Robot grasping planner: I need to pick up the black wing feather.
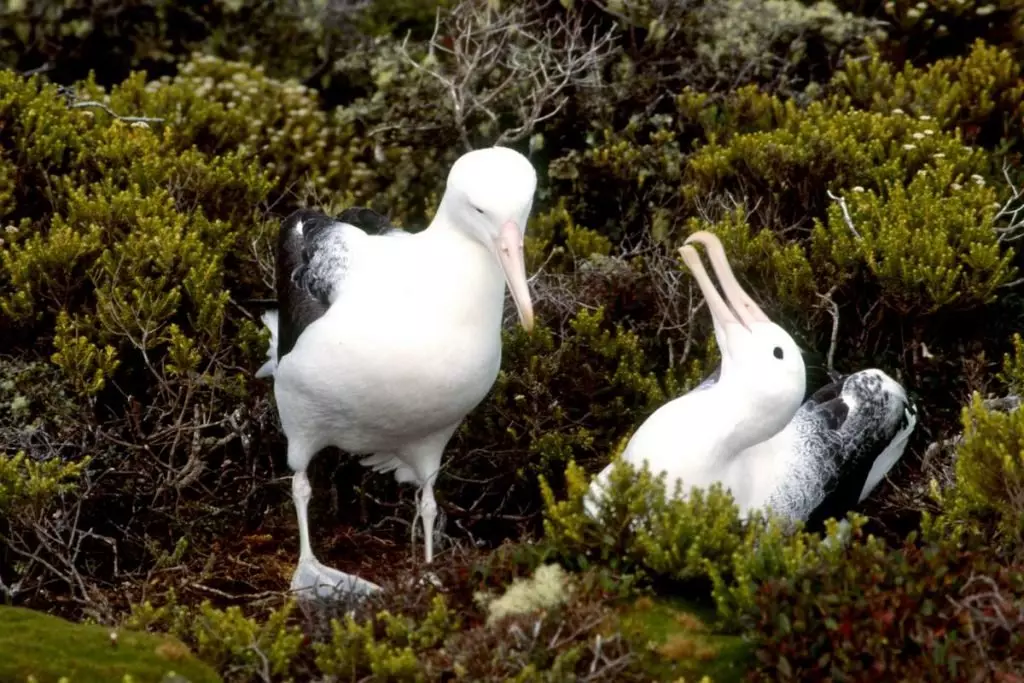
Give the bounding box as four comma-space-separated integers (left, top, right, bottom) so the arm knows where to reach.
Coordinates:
275, 207, 401, 361
803, 373, 906, 530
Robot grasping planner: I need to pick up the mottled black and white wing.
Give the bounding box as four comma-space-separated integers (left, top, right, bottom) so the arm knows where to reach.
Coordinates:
290, 211, 354, 308
801, 369, 917, 529
757, 369, 917, 528
256, 207, 405, 377
335, 207, 402, 236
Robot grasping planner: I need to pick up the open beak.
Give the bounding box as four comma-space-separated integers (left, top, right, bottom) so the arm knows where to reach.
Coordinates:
679, 244, 745, 342
681, 231, 769, 330
495, 220, 535, 332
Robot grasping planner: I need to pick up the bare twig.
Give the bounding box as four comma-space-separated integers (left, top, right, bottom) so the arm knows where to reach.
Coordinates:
68, 101, 164, 124
993, 162, 1024, 244
397, 0, 614, 150
827, 190, 861, 241
816, 285, 840, 380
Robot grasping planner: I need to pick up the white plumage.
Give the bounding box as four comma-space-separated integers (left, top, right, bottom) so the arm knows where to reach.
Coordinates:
587, 231, 917, 528
258, 147, 538, 600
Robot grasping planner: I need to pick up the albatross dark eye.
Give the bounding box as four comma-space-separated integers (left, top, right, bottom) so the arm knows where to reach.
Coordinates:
472, 205, 485, 214
773, 347, 784, 360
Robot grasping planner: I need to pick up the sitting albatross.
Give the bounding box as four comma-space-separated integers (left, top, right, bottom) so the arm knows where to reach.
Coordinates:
587, 231, 916, 527
256, 146, 538, 599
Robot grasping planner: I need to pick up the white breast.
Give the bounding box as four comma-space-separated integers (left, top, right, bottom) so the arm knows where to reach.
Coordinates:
273, 229, 507, 454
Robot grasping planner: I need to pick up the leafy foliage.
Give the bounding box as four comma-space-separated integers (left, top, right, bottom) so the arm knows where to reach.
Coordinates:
747, 525, 1024, 681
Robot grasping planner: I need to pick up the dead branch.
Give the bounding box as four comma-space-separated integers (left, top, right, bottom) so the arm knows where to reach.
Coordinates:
68, 101, 164, 125
827, 190, 862, 241
398, 0, 614, 150
993, 162, 1024, 244
816, 285, 840, 380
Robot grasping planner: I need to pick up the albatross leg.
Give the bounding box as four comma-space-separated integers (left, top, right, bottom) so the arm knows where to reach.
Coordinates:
400, 425, 456, 567
420, 475, 438, 564
294, 471, 314, 562
290, 469, 381, 601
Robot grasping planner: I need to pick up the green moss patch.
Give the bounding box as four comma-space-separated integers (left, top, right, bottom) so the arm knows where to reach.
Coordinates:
619, 596, 754, 682
0, 606, 221, 683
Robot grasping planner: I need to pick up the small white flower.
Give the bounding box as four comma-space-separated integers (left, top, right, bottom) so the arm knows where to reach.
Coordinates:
933, 153, 946, 159
892, 108, 905, 115
903, 143, 917, 150
853, 186, 865, 193
912, 132, 925, 140
924, 129, 935, 135
919, 114, 932, 121
952, 183, 962, 190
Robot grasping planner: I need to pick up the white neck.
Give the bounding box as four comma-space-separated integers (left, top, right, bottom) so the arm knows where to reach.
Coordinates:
410, 201, 507, 330
705, 375, 787, 465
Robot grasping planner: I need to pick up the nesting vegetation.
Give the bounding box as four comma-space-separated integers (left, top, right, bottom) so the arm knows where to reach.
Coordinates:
2, 0, 1024, 680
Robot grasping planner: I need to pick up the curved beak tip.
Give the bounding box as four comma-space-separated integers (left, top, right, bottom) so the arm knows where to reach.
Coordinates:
684, 230, 719, 248
496, 220, 535, 334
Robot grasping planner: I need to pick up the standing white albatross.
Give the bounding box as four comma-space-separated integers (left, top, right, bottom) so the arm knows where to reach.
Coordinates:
586, 231, 917, 527
256, 146, 538, 600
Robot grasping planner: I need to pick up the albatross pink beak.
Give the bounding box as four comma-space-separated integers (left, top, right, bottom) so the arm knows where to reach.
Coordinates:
682, 231, 770, 330
495, 220, 535, 332
679, 244, 743, 335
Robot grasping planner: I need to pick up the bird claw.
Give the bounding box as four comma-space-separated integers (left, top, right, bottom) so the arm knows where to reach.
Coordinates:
415, 570, 443, 590
290, 557, 381, 603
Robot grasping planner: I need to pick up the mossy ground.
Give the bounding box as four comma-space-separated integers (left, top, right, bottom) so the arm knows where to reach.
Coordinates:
0, 606, 221, 683
619, 597, 754, 682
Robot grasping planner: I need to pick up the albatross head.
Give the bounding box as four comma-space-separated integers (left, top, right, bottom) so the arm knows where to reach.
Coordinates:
680, 231, 806, 441
442, 146, 538, 331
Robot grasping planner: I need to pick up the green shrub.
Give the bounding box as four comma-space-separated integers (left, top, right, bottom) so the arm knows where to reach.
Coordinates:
831, 39, 1024, 153
541, 458, 745, 582
0, 0, 447, 95
123, 551, 727, 682
0, 64, 279, 602
747, 524, 1024, 681
445, 306, 707, 539
0, 451, 87, 516
834, 0, 1024, 66
125, 593, 305, 681
580, 0, 882, 111
927, 337, 1024, 557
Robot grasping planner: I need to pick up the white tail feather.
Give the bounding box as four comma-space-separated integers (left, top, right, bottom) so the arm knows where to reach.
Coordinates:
359, 452, 419, 484
255, 310, 280, 379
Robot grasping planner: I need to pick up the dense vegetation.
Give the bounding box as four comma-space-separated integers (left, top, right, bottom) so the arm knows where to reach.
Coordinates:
1, 0, 1023, 680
